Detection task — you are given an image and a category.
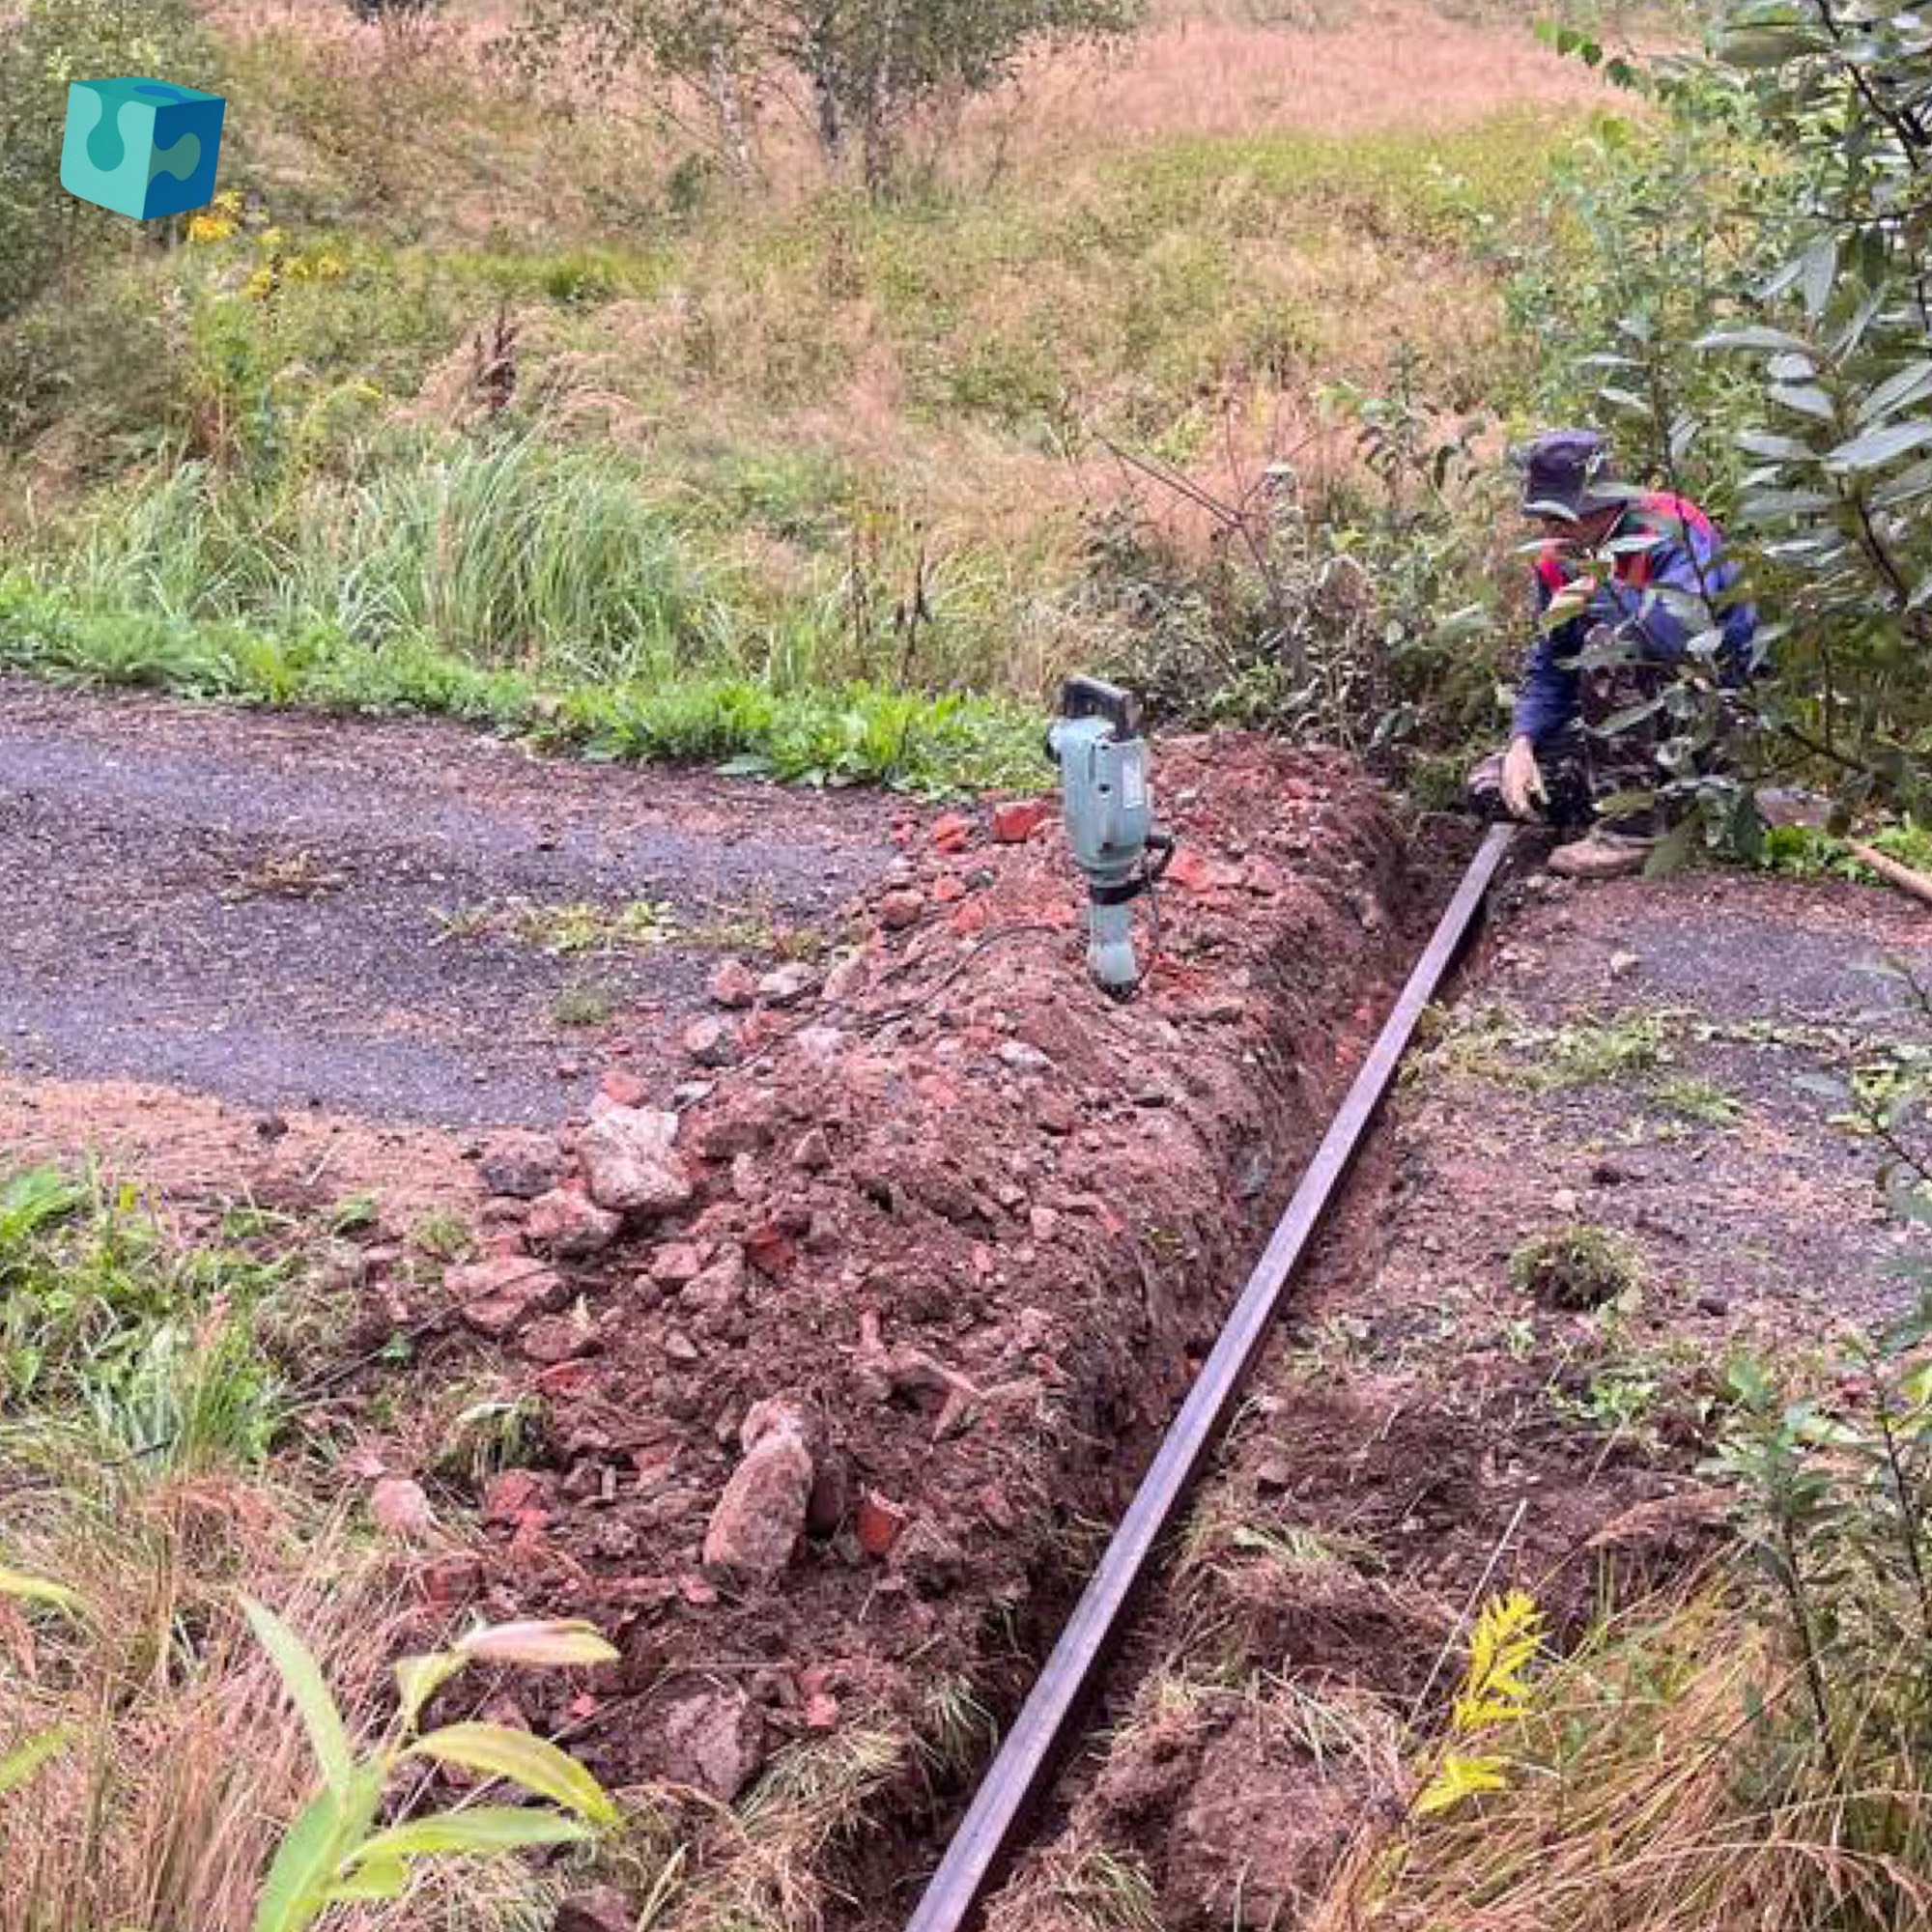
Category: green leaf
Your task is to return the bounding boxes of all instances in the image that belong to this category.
[325,1859,412,1903]
[1644,819,1699,880]
[410,1722,620,1827]
[1800,235,1838,323]
[395,1653,468,1732]
[1719,25,1829,65]
[351,1805,591,1862]
[253,1786,348,1932]
[0,1567,82,1616]
[1697,325,1814,355]
[1735,430,1820,463]
[1771,384,1837,422]
[453,1620,619,1668]
[0,1727,71,1798]
[1598,384,1651,415]
[1826,421,1932,472]
[242,1599,355,1799]
[1741,487,1841,518]
[1858,359,1932,425]
[1874,459,1932,508]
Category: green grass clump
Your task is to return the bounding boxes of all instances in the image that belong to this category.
[0,1168,289,1471]
[1759,819,1932,885]
[1510,1223,1643,1312]
[1425,1007,1677,1092]
[0,572,1040,793]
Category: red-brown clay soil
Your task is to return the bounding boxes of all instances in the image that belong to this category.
[354,734,1438,1926]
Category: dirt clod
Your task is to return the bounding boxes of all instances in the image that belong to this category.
[449,1254,568,1337]
[478,1130,566,1200]
[555,1888,635,1932]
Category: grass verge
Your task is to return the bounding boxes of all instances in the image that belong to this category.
[0,1165,570,1932]
[0,573,1041,793]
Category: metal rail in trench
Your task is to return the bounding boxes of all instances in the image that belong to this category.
[904,822,1519,1932]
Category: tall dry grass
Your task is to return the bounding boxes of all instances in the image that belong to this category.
[968,0,1614,170]
[1310,1587,1932,1932]
[203,0,1615,202]
[0,1465,556,1932]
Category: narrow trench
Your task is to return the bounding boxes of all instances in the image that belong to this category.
[824,827,1484,1932]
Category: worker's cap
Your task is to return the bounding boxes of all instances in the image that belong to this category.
[1520,429,1624,522]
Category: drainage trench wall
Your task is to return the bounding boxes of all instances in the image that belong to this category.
[457,737,1447,1928]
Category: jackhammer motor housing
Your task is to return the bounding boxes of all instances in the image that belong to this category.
[1045,677,1173,998]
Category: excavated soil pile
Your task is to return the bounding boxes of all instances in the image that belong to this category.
[408,735,1430,1918]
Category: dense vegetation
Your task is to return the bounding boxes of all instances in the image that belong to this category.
[0,0,1585,796]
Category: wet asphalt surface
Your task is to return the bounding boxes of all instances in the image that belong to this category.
[0,680,897,1127]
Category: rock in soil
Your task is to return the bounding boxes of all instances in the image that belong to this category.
[525,1186,624,1257]
[448,1255,568,1337]
[477,1129,565,1200]
[702,1402,815,1581]
[682,1015,738,1068]
[555,1889,635,1932]
[710,958,759,1009]
[579,1105,694,1217]
[658,1685,766,1802]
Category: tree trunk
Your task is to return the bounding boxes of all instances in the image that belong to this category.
[706,45,755,184]
[808,26,846,167]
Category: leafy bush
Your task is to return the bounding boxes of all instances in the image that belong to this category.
[0,0,211,325]
[1525,2,1932,836]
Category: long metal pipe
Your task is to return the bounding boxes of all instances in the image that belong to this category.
[905,822,1518,1932]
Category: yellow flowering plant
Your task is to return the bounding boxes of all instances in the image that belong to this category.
[1414,1589,1544,1819]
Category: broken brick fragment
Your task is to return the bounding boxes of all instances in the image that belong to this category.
[990,799,1052,844]
[856,1490,910,1558]
[931,810,975,853]
[744,1223,799,1278]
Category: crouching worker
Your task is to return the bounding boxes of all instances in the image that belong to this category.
[1468,429,1761,880]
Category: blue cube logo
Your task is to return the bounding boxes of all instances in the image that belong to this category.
[61,77,225,222]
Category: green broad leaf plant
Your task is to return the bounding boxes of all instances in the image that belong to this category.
[246,1602,622,1932]
[0,1563,80,1804]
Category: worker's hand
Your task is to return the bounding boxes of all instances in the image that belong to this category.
[1542,575,1600,633]
[1500,735,1548,820]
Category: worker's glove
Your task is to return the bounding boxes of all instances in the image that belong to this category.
[1500,734,1548,821]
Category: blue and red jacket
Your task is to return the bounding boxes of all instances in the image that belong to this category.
[1513,492,1761,747]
